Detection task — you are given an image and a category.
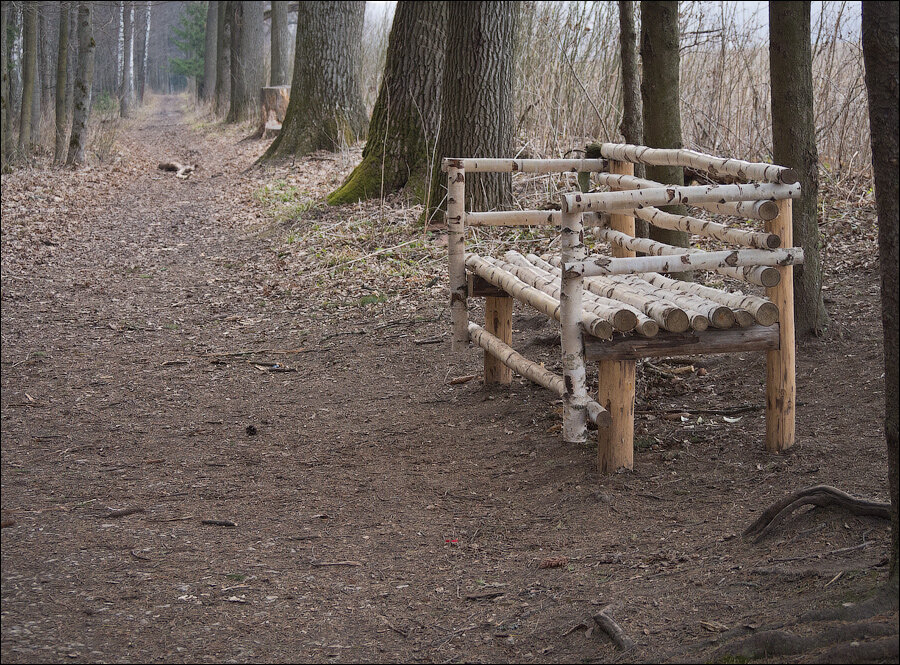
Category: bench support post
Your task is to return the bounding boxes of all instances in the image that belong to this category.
[598,359,636,473]
[560,209,589,443]
[597,160,637,473]
[765,199,796,451]
[484,295,512,385]
[448,166,469,350]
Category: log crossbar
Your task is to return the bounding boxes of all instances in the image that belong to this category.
[444,144,801,477]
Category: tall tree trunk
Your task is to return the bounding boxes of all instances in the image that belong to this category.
[262,1,368,158]
[120,1,133,117]
[640,0,690,277]
[214,1,231,115]
[10,4,23,130]
[201,1,217,100]
[39,3,52,136]
[1,2,10,169]
[618,0,646,236]
[226,1,265,123]
[18,1,37,154]
[426,1,519,223]
[862,0,899,590]
[133,0,148,104]
[67,1,94,165]
[770,2,828,336]
[269,1,291,86]
[54,1,69,163]
[328,1,447,205]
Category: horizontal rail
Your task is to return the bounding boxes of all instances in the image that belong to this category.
[597,143,798,185]
[584,325,780,361]
[627,207,780,249]
[442,157,607,173]
[465,210,605,227]
[560,182,801,214]
[564,248,804,278]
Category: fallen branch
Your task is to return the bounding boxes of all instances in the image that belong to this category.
[592,605,635,651]
[104,507,146,518]
[744,485,891,543]
[310,560,363,567]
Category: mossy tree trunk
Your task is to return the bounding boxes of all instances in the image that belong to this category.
[270,1,292,87]
[214,1,230,116]
[201,1,217,101]
[226,1,265,123]
[770,2,828,336]
[640,1,690,278]
[18,2,37,155]
[1,2,10,170]
[328,1,447,206]
[54,1,69,164]
[261,1,368,159]
[66,1,94,165]
[862,0,899,590]
[426,1,519,223]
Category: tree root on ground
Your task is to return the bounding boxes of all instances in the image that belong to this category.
[744,484,891,543]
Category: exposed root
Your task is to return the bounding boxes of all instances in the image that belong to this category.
[712,621,897,661]
[744,485,891,543]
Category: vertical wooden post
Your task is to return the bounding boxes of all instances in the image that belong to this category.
[598,159,636,473]
[608,160,636,256]
[484,295,512,385]
[560,209,589,443]
[765,198,796,451]
[447,163,469,350]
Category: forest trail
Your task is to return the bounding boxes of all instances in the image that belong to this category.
[2,97,895,663]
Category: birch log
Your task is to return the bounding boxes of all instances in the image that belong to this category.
[608,160,636,257]
[526,254,659,337]
[597,142,798,184]
[501,253,637,331]
[566,247,804,278]
[465,254,613,339]
[560,182,801,215]
[465,210,605,227]
[616,274,733,329]
[559,209,590,443]
[442,157,606,173]
[448,166,468,349]
[629,207,781,248]
[642,272,779,326]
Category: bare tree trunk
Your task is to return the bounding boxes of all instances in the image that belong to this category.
[133,0,147,104]
[38,2,52,137]
[66,7,76,121]
[640,1,690,278]
[67,1,94,165]
[226,1,265,123]
[269,1,291,86]
[1,2,10,169]
[120,1,133,117]
[9,4,23,129]
[201,1,217,100]
[862,0,899,590]
[618,0,646,236]
[328,1,447,205]
[426,0,519,223]
[214,0,231,115]
[18,1,37,154]
[261,1,368,157]
[54,1,69,163]
[770,2,828,336]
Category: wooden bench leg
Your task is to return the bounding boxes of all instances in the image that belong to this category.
[597,359,635,473]
[484,295,512,385]
[765,199,796,451]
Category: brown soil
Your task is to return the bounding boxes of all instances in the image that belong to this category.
[2,97,895,663]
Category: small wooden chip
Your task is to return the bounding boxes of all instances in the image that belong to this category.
[447,374,476,385]
[104,507,146,518]
[1,519,16,529]
[310,560,363,567]
[465,590,506,601]
[201,519,236,527]
[540,556,569,569]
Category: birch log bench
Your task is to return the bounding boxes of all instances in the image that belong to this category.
[443,144,804,474]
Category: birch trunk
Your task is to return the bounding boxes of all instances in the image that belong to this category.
[569,248,803,278]
[770,1,828,335]
[559,209,590,443]
[54,1,69,163]
[862,0,899,585]
[262,1,367,157]
[328,1,446,205]
[66,1,94,165]
[640,1,690,273]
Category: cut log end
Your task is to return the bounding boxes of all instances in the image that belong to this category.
[759,267,782,288]
[757,201,779,221]
[613,308,638,332]
[755,302,780,327]
[710,306,736,329]
[663,308,691,334]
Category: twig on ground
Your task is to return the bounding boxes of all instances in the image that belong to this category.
[592,605,636,651]
[104,507,146,518]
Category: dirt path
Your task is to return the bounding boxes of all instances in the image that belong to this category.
[2,98,895,663]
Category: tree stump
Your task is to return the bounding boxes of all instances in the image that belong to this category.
[258,86,290,138]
